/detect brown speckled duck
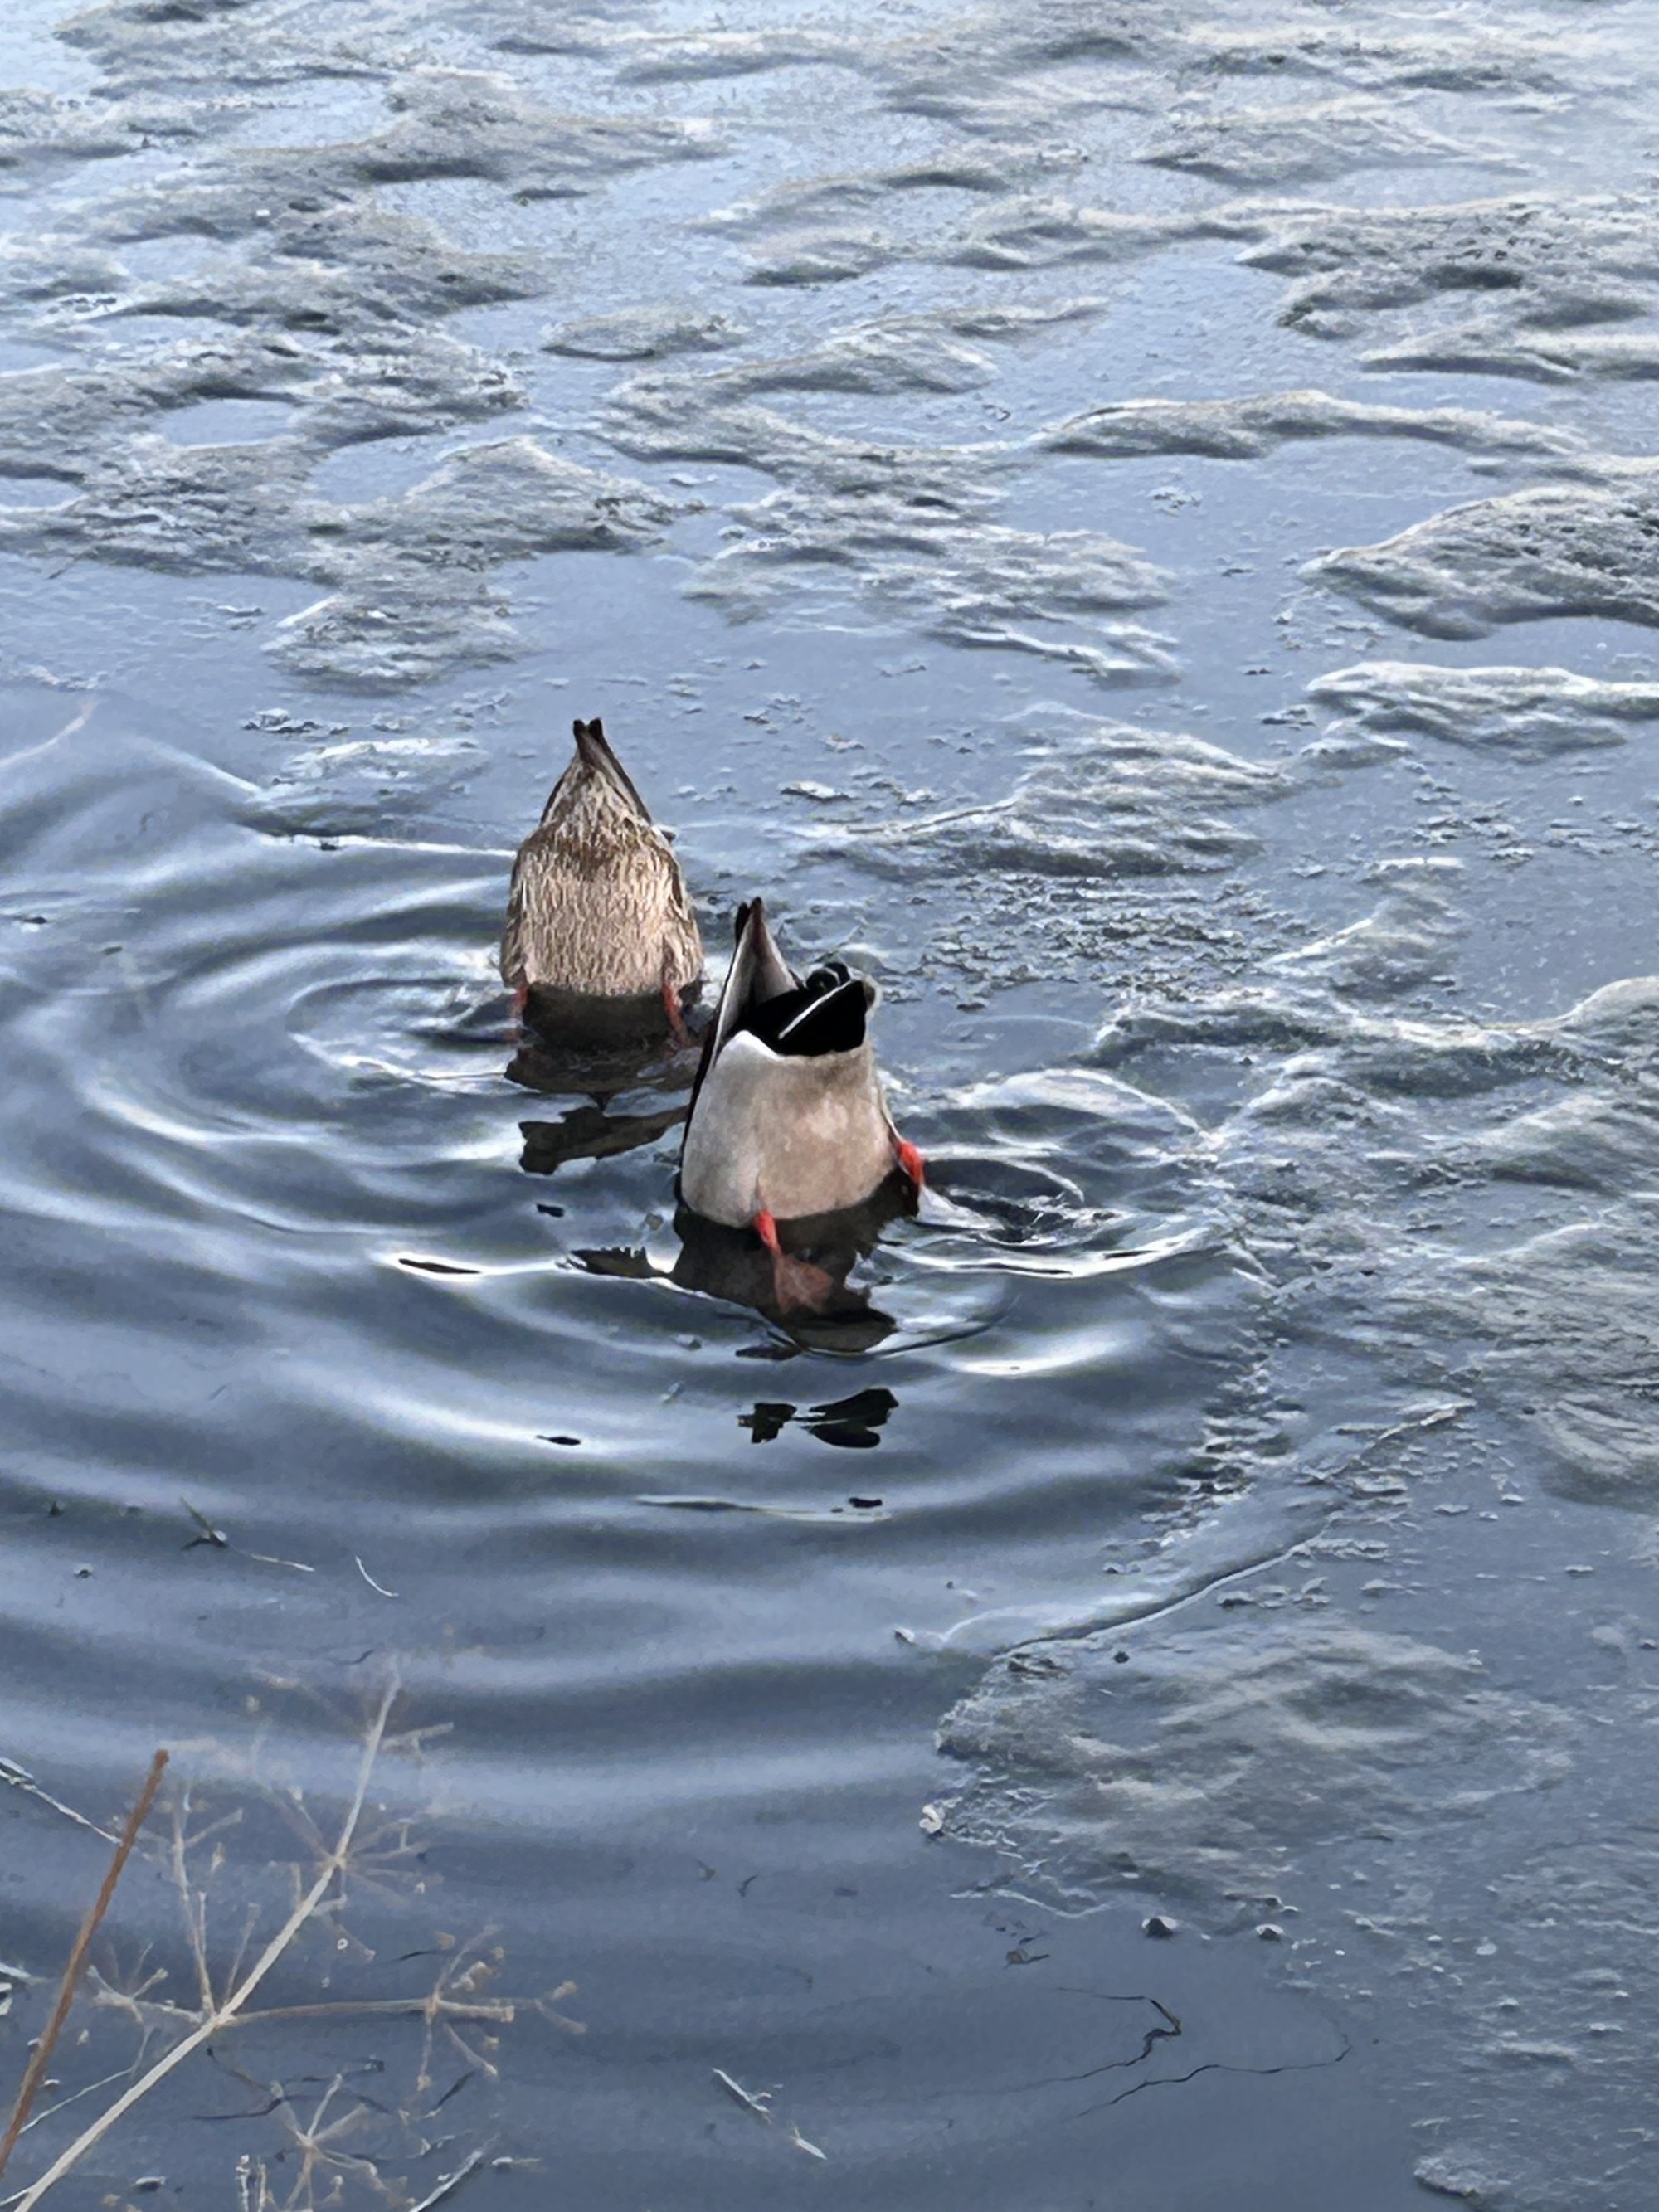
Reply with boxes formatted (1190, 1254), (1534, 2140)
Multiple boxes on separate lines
(679, 900), (922, 1302)
(500, 717), (703, 1043)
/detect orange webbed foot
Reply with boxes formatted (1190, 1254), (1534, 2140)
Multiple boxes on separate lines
(662, 980), (693, 1051)
(754, 1209), (835, 1314)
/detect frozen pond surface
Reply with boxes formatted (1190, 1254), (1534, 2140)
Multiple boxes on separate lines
(1, 0), (1657, 2205)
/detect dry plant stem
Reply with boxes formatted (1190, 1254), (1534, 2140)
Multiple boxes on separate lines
(406, 2146), (486, 2212)
(12, 1685), (398, 2212)
(0, 1750), (169, 2186)
(225, 1997), (516, 2029)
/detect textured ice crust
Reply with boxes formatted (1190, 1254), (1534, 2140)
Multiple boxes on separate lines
(0, 435), (676, 687)
(1308, 661), (1659, 758)
(813, 712), (1290, 877)
(941, 1621), (1569, 1903)
(952, 966), (1659, 2208)
(0, 63), (713, 685)
(1047, 388), (1592, 468)
(542, 304), (746, 360)
(7, 7), (1651, 704)
(1143, 95), (1489, 186)
(1089, 970), (1659, 1501)
(1309, 475), (1659, 638)
(1264, 856), (1464, 998)
(1244, 192), (1659, 337)
(595, 348), (1184, 679)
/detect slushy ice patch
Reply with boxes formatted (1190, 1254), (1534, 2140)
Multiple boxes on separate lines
(1309, 475), (1659, 638)
(1306, 661), (1659, 758)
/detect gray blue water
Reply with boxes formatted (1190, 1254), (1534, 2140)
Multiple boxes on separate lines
(2, 1), (1658, 2205)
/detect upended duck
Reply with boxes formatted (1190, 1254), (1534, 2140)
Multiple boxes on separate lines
(679, 901), (923, 1301)
(499, 717), (703, 1044)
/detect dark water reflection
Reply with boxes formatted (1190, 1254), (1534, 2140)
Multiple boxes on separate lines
(0, 680), (1261, 2202)
(0, 663), (1286, 2188)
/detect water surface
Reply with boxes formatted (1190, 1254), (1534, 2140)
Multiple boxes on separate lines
(2, 1), (1657, 2205)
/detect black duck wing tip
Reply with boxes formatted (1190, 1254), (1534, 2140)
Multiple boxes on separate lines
(684, 897), (798, 1135)
(774, 973), (870, 1057)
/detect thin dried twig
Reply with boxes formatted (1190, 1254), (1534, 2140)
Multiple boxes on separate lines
(9, 1685), (398, 2210)
(10, 2064), (139, 2143)
(713, 2069), (772, 2123)
(0, 1750), (169, 2185)
(406, 2146), (487, 2212)
(182, 1497), (314, 1575)
(0, 1760), (119, 1848)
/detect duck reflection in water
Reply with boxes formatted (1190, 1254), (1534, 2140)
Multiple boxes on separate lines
(576, 1179), (910, 1354)
(508, 1029), (693, 1181)
(740, 1385), (898, 1447)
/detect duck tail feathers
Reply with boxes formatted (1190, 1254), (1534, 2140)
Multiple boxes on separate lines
(684, 897), (801, 1135)
(572, 716), (650, 819)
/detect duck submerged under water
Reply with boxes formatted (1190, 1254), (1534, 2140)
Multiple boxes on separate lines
(680, 900), (922, 1304)
(499, 717), (703, 1046)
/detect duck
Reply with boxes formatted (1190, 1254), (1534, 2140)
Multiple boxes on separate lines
(679, 900), (923, 1300)
(499, 717), (703, 1044)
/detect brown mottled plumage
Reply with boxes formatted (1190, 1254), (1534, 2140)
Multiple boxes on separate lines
(499, 718), (703, 1016)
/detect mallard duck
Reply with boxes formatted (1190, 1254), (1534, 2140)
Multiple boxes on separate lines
(500, 717), (703, 1042)
(679, 901), (923, 1294)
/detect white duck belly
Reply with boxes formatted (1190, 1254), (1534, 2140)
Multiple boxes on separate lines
(680, 1030), (895, 1227)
